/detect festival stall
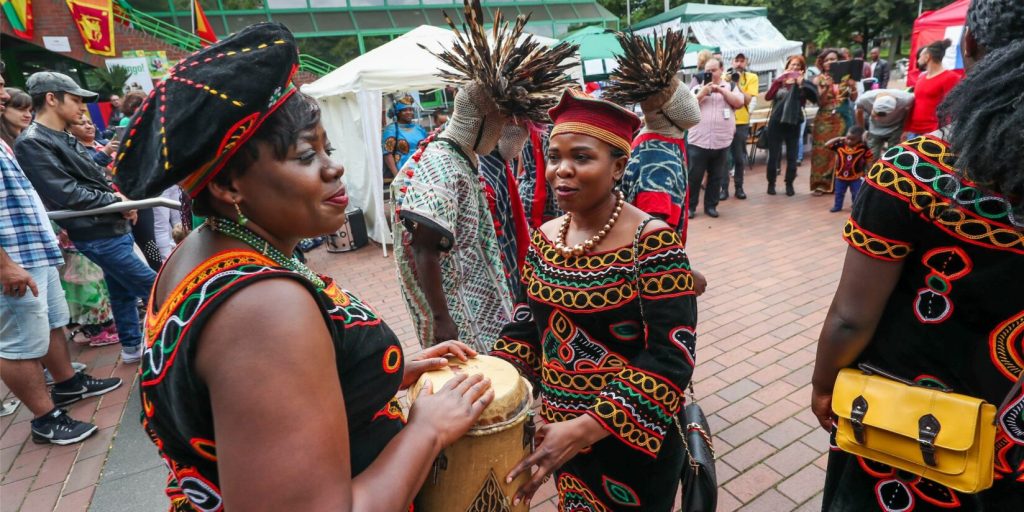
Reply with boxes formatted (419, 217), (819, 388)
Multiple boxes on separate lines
(562, 25), (719, 81)
(301, 25), (572, 253)
(907, 0), (968, 87)
(632, 3), (801, 74)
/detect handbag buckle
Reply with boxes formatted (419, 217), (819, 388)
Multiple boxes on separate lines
(850, 395), (868, 444)
(918, 414), (941, 466)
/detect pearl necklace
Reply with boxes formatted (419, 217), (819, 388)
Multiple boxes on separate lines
(555, 190), (624, 258)
(206, 217), (326, 289)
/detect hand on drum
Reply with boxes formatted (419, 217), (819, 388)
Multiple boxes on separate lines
(401, 340), (478, 389)
(408, 372), (494, 448)
(505, 415), (610, 506)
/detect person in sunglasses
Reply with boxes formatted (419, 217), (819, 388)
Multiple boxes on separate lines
(854, 89), (914, 164)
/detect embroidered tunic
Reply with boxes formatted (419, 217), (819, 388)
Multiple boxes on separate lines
(621, 133), (689, 241)
(516, 127), (562, 229)
(392, 139), (513, 352)
(493, 228), (698, 511)
(140, 251), (406, 512)
(824, 136), (1024, 511)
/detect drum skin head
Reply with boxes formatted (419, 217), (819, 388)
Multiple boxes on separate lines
(410, 355), (528, 427)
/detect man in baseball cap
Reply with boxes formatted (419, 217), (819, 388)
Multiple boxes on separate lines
(15, 71), (156, 366)
(25, 72), (98, 102)
(854, 88), (914, 162)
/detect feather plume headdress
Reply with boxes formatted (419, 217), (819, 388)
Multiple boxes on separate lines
(603, 30), (687, 106)
(420, 0), (579, 122)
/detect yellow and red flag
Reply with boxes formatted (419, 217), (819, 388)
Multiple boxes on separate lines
(193, 0), (217, 46)
(1, 0), (34, 39)
(66, 0), (115, 56)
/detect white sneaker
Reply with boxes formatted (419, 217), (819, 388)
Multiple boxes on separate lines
(43, 362), (88, 386)
(1, 399), (20, 417)
(121, 344), (144, 364)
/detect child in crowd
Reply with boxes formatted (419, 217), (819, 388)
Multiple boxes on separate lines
(826, 126), (872, 212)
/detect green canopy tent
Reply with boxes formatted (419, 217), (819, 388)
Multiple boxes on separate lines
(561, 25), (719, 81)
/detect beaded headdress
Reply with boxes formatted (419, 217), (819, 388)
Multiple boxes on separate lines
(113, 23), (299, 199)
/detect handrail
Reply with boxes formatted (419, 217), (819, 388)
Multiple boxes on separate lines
(114, 2), (337, 76)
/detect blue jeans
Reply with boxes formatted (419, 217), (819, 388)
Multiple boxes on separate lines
(74, 234), (156, 349)
(833, 179), (863, 210)
(0, 266), (70, 360)
(797, 119), (807, 161)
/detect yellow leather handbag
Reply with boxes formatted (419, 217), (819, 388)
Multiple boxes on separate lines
(833, 364), (997, 493)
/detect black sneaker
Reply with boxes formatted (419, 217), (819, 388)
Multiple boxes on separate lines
(51, 372), (123, 407)
(30, 409), (98, 445)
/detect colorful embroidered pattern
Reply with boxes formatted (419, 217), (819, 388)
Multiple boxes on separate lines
(557, 474), (611, 512)
(622, 134), (689, 237)
(865, 136), (1024, 254)
(392, 139), (513, 351)
(843, 218), (913, 261)
(990, 310), (1024, 383)
(913, 246), (972, 323)
(601, 475), (641, 507)
(141, 251), (407, 511)
(494, 226), (696, 510)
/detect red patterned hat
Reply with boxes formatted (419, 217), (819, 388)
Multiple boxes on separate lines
(113, 23), (299, 199)
(548, 89), (640, 155)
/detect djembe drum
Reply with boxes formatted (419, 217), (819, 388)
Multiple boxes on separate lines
(409, 355), (534, 512)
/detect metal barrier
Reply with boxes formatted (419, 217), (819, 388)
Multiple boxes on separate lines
(47, 197), (182, 221)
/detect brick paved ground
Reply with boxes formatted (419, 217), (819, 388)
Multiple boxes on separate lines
(0, 160), (851, 511)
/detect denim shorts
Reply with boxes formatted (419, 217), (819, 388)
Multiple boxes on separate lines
(0, 266), (70, 360)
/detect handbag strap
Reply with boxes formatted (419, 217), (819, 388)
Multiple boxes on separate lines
(997, 372), (1024, 417)
(630, 217), (656, 321)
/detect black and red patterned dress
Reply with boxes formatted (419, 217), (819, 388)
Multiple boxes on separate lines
(825, 136), (1024, 510)
(492, 227), (698, 511)
(140, 250), (406, 512)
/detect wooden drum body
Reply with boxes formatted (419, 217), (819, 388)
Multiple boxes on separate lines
(409, 355), (533, 512)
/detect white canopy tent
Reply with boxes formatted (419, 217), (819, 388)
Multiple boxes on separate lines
(302, 25), (575, 255)
(634, 3), (802, 75)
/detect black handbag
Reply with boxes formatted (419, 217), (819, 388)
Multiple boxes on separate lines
(678, 386), (717, 512)
(631, 219), (718, 511)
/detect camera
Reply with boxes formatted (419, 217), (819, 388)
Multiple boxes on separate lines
(695, 71), (712, 85)
(727, 68), (741, 83)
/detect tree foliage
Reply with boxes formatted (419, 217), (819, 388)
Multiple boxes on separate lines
(599, 0), (950, 58)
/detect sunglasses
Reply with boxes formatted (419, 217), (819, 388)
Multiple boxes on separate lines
(873, 111), (889, 117)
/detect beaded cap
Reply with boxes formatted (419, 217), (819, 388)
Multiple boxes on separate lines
(113, 22), (299, 200)
(548, 89), (640, 155)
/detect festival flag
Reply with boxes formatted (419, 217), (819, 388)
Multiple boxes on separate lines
(66, 0), (115, 56)
(192, 0), (217, 46)
(1, 0), (34, 39)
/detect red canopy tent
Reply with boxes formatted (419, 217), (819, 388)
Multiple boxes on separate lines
(907, 0), (969, 87)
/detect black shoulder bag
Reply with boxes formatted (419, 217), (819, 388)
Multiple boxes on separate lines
(631, 219), (717, 512)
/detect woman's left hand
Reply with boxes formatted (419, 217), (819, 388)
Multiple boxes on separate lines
(506, 415), (609, 507)
(401, 340), (478, 389)
(811, 385), (835, 432)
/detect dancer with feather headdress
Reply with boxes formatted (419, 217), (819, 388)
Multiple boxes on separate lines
(604, 30), (700, 242)
(391, 0), (577, 352)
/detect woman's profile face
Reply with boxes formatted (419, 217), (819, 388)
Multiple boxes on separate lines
(822, 52), (839, 70)
(545, 132), (625, 213)
(3, 103), (32, 131)
(233, 122), (348, 239)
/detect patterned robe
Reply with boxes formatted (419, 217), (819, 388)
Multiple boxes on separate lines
(621, 133), (689, 244)
(493, 228), (698, 511)
(478, 150), (530, 300)
(823, 136), (1024, 510)
(140, 251), (407, 511)
(517, 127), (561, 229)
(392, 138), (513, 351)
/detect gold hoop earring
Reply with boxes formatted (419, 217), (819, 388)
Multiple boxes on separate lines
(234, 201), (248, 226)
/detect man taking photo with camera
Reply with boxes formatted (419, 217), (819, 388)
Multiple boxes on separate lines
(723, 53), (758, 201)
(688, 58), (744, 218)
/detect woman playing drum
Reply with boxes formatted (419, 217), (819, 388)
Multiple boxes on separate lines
(114, 24), (494, 510)
(493, 89), (700, 510)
